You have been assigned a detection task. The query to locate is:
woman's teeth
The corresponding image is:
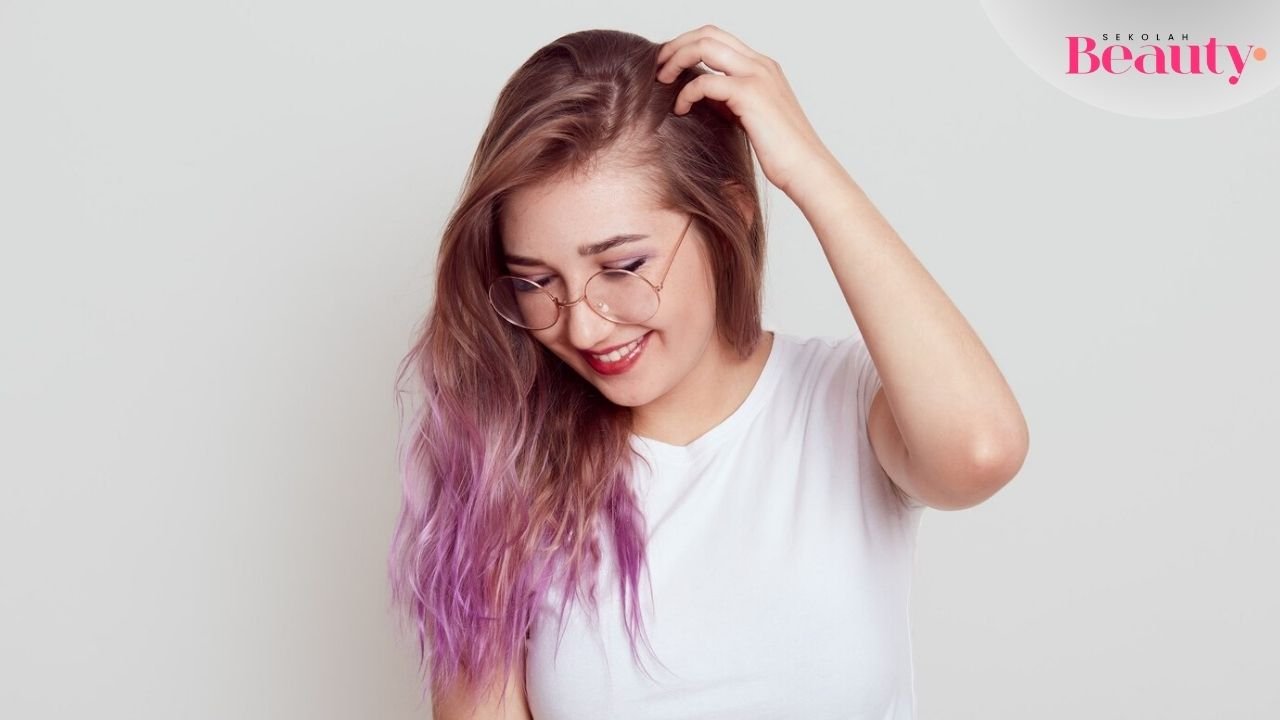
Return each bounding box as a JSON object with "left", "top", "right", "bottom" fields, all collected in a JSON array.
[{"left": 591, "top": 334, "right": 645, "bottom": 363}]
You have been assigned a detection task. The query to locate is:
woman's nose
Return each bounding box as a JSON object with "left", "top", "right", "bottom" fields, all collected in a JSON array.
[{"left": 564, "top": 294, "right": 617, "bottom": 350}]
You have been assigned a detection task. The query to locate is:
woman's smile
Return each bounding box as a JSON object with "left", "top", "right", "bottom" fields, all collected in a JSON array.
[{"left": 579, "top": 330, "right": 653, "bottom": 375}]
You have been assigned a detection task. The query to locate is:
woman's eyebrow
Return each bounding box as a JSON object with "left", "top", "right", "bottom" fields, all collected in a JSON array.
[{"left": 504, "top": 233, "right": 650, "bottom": 267}]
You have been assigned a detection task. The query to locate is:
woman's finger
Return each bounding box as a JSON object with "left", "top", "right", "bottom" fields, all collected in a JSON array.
[
  {"left": 673, "top": 72, "right": 738, "bottom": 115},
  {"left": 657, "top": 36, "right": 764, "bottom": 84},
  {"left": 656, "top": 24, "right": 764, "bottom": 66}
]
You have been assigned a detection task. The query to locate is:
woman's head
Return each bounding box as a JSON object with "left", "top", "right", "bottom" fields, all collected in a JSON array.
[
  {"left": 498, "top": 155, "right": 724, "bottom": 409},
  {"left": 474, "top": 27, "right": 769, "bottom": 383},
  {"left": 389, "top": 28, "right": 768, "bottom": 709}
]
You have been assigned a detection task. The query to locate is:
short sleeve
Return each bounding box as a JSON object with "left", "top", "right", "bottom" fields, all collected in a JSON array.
[
  {"left": 837, "top": 333, "right": 927, "bottom": 512},
  {"left": 848, "top": 334, "right": 881, "bottom": 439}
]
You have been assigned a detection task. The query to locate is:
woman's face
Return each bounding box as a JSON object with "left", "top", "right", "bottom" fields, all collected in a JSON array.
[{"left": 498, "top": 162, "right": 718, "bottom": 408}]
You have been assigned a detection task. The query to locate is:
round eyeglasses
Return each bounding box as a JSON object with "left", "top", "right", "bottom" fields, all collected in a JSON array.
[{"left": 488, "top": 215, "right": 694, "bottom": 331}]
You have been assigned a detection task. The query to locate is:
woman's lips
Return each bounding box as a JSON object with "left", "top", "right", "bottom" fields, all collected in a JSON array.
[{"left": 580, "top": 331, "right": 652, "bottom": 376}]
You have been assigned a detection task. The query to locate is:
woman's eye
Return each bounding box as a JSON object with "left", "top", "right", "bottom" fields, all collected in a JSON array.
[
  {"left": 515, "top": 277, "right": 552, "bottom": 292},
  {"left": 616, "top": 257, "right": 647, "bottom": 274},
  {"left": 518, "top": 257, "right": 648, "bottom": 286}
]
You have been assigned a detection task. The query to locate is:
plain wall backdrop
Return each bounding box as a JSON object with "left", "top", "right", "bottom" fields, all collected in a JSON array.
[{"left": 2, "top": 1, "right": 1277, "bottom": 718}]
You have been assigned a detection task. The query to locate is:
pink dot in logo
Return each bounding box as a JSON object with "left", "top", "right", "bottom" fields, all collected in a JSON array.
[{"left": 1255, "top": 47, "right": 1268, "bottom": 61}]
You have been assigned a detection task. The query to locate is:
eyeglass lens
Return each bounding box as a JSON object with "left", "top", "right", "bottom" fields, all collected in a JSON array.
[{"left": 489, "top": 271, "right": 659, "bottom": 329}]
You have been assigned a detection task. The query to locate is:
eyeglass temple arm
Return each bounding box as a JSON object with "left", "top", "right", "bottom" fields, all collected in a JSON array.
[{"left": 652, "top": 214, "right": 694, "bottom": 292}]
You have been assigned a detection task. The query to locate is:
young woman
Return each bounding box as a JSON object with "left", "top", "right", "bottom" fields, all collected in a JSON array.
[{"left": 388, "top": 25, "right": 1029, "bottom": 720}]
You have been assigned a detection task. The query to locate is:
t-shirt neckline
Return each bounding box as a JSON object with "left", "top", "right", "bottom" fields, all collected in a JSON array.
[{"left": 629, "top": 330, "right": 786, "bottom": 466}]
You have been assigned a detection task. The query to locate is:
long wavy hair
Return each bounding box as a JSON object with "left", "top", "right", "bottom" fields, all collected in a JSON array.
[{"left": 387, "top": 28, "right": 768, "bottom": 709}]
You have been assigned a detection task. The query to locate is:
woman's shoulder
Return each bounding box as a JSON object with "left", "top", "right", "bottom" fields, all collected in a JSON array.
[
  {"left": 771, "top": 329, "right": 870, "bottom": 381},
  {"left": 762, "top": 330, "right": 876, "bottom": 429}
]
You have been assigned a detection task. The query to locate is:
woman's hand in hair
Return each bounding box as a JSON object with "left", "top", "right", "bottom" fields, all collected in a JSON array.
[{"left": 655, "top": 24, "right": 837, "bottom": 199}]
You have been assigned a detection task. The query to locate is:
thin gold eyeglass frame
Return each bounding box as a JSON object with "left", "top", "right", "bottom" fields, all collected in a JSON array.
[{"left": 488, "top": 214, "right": 695, "bottom": 331}]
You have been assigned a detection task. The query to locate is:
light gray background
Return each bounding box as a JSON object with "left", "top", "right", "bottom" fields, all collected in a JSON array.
[{"left": 2, "top": 1, "right": 1276, "bottom": 718}]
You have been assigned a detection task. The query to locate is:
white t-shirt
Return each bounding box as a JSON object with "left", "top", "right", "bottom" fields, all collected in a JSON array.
[{"left": 525, "top": 330, "right": 928, "bottom": 719}]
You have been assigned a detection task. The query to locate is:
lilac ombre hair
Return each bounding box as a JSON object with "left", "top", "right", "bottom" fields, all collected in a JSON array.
[{"left": 387, "top": 28, "right": 769, "bottom": 710}]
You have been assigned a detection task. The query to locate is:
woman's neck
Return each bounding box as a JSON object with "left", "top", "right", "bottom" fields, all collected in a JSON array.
[{"left": 631, "top": 329, "right": 775, "bottom": 447}]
